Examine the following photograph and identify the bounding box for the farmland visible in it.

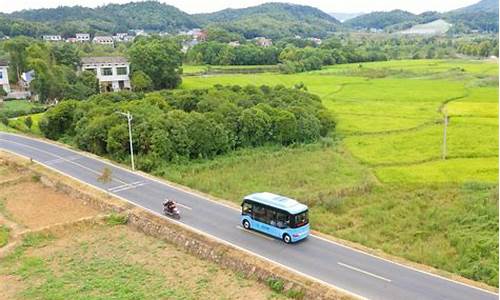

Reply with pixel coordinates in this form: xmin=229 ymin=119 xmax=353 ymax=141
xmin=175 ymin=59 xmax=499 ymax=285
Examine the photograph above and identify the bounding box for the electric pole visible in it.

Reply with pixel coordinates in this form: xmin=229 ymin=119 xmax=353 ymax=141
xmin=116 ymin=111 xmax=135 ymax=171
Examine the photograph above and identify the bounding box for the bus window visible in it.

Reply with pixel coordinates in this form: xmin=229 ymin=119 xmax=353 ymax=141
xmin=292 ymin=211 xmax=308 ymax=228
xmin=253 ymin=204 xmax=267 ymax=223
xmin=242 ymin=201 xmax=252 ymax=216
xmin=276 ymin=211 xmax=289 ymax=228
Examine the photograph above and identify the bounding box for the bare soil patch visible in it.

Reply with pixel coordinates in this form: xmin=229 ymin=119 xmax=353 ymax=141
xmin=0 ymin=181 xmax=98 ymax=229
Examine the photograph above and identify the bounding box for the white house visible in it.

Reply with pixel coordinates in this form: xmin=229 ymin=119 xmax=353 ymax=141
xmin=80 ymin=56 xmax=131 ymax=92
xmin=76 ymin=33 xmax=91 ymax=42
xmin=93 ymin=36 xmax=114 ymax=45
xmin=42 ymin=35 xmax=62 ymax=42
xmin=0 ymin=60 xmax=10 ymax=94
xmin=254 ymin=37 xmax=273 ymax=47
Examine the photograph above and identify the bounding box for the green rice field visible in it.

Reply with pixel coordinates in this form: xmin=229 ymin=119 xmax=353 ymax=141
xmin=175 ymin=59 xmax=499 ymax=286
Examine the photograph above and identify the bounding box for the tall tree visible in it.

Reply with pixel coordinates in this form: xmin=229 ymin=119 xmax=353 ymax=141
xmin=128 ymin=36 xmax=183 ymax=90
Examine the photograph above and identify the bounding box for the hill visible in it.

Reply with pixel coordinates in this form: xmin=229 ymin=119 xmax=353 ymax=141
xmin=1 ymin=1 xmax=340 ymax=39
xmin=345 ymin=0 xmax=498 ymax=33
xmin=344 ymin=10 xmax=418 ymax=30
xmin=444 ymin=0 xmax=499 ymax=32
xmin=194 ymin=3 xmax=341 ymax=39
xmin=5 ymin=1 xmax=197 ymax=36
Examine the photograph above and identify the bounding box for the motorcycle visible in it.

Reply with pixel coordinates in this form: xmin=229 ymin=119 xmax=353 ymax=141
xmin=163 ymin=203 xmax=181 ymax=220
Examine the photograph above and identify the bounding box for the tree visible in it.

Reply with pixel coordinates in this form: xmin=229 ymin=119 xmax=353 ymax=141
xmin=128 ymin=37 xmax=183 ymax=90
xmin=3 ymin=36 xmax=33 ymax=81
xmin=131 ymin=70 xmax=153 ymax=92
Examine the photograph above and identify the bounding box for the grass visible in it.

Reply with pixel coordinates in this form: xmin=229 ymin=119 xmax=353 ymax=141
xmin=7 ymin=112 xmax=44 ymax=135
xmin=178 ymin=58 xmax=498 ymax=286
xmin=0 ymin=225 xmax=9 ymax=247
xmin=0 ymin=100 xmax=45 ymax=118
xmin=0 ymin=224 xmax=289 ymax=299
xmin=155 ymin=144 xmax=375 ymax=207
xmin=311 ymin=182 xmax=499 ymax=286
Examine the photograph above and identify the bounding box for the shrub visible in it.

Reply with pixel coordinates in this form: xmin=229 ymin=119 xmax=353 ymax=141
xmin=105 ymin=214 xmax=128 ymax=226
xmin=267 ymin=278 xmax=285 ymax=293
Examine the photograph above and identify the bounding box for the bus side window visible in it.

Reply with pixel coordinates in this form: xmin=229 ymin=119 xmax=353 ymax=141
xmin=253 ymin=204 xmax=266 ymax=223
xmin=276 ymin=211 xmax=289 ymax=228
xmin=242 ymin=202 xmax=252 ymax=216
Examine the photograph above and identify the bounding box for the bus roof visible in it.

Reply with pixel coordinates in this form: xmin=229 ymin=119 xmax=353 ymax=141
xmin=244 ymin=192 xmax=308 ymax=215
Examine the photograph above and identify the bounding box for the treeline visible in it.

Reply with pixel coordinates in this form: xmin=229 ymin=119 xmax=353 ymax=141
xmin=39 ymin=85 xmax=335 ymax=170
xmin=186 ymin=35 xmax=498 ymax=73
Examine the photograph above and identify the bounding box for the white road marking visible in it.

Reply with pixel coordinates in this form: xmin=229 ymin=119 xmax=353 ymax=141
xmin=45 ymin=154 xmax=81 ymax=165
xmin=2 ymin=133 xmax=498 ymax=297
xmin=176 ymin=203 xmax=192 ymax=210
xmin=236 ymin=226 xmax=275 ymax=241
xmin=0 ymin=146 xmax=368 ymax=300
xmin=108 ymin=180 xmax=146 ymax=192
xmin=338 ymin=262 xmax=392 ymax=283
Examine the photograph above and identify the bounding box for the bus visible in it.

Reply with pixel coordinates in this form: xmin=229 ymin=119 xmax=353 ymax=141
xmin=241 ymin=192 xmax=310 ymax=243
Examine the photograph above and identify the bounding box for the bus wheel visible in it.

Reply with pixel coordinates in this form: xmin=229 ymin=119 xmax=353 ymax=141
xmin=242 ymin=220 xmax=251 ymax=230
xmin=283 ymin=234 xmax=291 ymax=244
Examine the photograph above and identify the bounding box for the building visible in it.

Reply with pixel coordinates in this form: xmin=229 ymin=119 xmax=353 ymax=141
xmin=66 ymin=37 xmax=77 ymax=43
xmin=307 ymin=37 xmax=322 ymax=45
xmin=93 ymin=36 xmax=114 ymax=45
xmin=254 ymin=37 xmax=272 ymax=47
xmin=76 ymin=33 xmax=91 ymax=42
xmin=80 ymin=57 xmax=131 ymax=92
xmin=228 ymin=41 xmax=241 ymax=47
xmin=0 ymin=60 xmax=10 ymax=94
xmin=42 ymin=35 xmax=62 ymax=42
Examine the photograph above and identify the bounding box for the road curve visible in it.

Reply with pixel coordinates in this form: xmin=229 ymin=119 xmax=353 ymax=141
xmin=0 ymin=132 xmax=497 ymax=300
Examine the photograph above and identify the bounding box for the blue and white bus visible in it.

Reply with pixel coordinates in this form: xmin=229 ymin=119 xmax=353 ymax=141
xmin=241 ymin=192 xmax=310 ymax=243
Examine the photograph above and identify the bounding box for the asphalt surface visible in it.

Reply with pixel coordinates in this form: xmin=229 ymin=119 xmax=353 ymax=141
xmin=0 ymin=132 xmax=497 ymax=300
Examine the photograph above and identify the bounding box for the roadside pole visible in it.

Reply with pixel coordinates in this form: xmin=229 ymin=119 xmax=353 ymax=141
xmin=117 ymin=111 xmax=135 ymax=171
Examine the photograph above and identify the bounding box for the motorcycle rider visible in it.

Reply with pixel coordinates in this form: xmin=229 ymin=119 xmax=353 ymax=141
xmin=163 ymin=199 xmax=177 ymax=213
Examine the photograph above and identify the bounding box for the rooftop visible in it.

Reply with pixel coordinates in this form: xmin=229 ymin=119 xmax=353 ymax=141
xmin=0 ymin=59 xmax=8 ymax=66
xmin=81 ymin=56 xmax=128 ymax=64
xmin=244 ymin=192 xmax=308 ymax=214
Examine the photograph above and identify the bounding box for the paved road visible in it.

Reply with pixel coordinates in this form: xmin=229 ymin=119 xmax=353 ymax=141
xmin=0 ymin=132 xmax=497 ymax=300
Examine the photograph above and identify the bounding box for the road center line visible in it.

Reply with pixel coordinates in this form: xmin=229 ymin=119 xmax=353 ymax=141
xmin=176 ymin=203 xmax=192 ymax=210
xmin=338 ymin=262 xmax=392 ymax=283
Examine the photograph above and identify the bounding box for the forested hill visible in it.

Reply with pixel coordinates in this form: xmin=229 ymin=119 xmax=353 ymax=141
xmin=345 ymin=0 xmax=498 ymax=32
xmin=193 ymin=2 xmax=340 ymax=38
xmin=1 ymin=1 xmax=340 ymax=39
xmin=5 ymin=2 xmax=196 ymax=36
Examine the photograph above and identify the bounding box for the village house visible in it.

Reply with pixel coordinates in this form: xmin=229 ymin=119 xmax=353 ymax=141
xmin=0 ymin=60 xmax=11 ymax=94
xmin=76 ymin=33 xmax=91 ymax=42
xmin=93 ymin=36 xmax=114 ymax=45
xmin=254 ymin=37 xmax=273 ymax=47
xmin=66 ymin=37 xmax=77 ymax=43
xmin=80 ymin=56 xmax=131 ymax=92
xmin=228 ymin=41 xmax=241 ymax=47
xmin=42 ymin=35 xmax=62 ymax=42
xmin=307 ymin=37 xmax=322 ymax=45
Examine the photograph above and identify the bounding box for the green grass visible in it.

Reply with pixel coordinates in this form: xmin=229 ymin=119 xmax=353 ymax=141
xmin=0 ymin=225 xmax=9 ymax=247
xmin=0 ymin=100 xmax=45 ymax=118
xmin=0 ymin=225 xmax=288 ymax=299
xmin=155 ymin=144 xmax=375 ymax=207
xmin=311 ymin=182 xmax=499 ymax=286
xmin=7 ymin=112 xmax=44 ymax=135
xmin=178 ymin=59 xmax=498 ymax=286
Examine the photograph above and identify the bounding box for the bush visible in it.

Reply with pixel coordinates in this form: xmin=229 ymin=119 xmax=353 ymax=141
xmin=266 ymin=278 xmax=285 ymax=293
xmin=105 ymin=214 xmax=128 ymax=226
xmin=24 ymin=116 xmax=33 ymax=128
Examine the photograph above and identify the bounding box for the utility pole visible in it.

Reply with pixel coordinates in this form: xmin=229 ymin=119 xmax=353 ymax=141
xmin=116 ymin=111 xmax=135 ymax=171
xmin=442 ymin=110 xmax=448 ymax=160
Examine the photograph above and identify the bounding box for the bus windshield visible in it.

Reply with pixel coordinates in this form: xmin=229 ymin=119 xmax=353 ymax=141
xmin=292 ymin=210 xmax=308 ymax=228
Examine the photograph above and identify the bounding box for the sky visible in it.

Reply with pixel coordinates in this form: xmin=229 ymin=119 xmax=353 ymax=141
xmin=0 ymin=0 xmax=481 ymax=14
